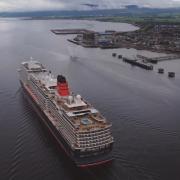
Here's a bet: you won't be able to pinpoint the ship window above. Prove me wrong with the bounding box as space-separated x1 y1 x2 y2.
73 110 90 115
49 86 56 89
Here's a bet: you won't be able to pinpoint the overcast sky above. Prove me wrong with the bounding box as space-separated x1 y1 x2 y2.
1 0 180 11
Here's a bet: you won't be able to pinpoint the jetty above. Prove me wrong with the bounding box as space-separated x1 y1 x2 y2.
123 57 153 70
51 29 95 35
67 39 80 45
137 54 180 64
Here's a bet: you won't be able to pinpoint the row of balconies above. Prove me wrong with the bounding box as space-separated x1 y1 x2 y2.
76 138 113 148
57 117 75 137
60 128 76 147
77 136 111 146
79 144 110 152
77 132 111 141
77 129 110 137
29 79 78 148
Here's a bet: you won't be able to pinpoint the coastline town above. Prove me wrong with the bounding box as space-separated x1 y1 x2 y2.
52 24 180 53
52 24 180 78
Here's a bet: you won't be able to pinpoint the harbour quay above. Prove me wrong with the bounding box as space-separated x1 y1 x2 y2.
122 57 153 70
51 28 119 49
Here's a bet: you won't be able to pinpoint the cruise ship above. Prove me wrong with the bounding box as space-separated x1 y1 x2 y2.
19 60 114 167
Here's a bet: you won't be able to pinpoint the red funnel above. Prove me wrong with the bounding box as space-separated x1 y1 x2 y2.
57 75 70 96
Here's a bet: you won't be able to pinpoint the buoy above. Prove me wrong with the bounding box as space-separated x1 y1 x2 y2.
168 72 175 78
112 53 117 57
158 68 164 74
118 55 122 59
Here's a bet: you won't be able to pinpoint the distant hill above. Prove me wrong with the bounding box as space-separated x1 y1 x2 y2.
125 5 139 9
1 7 180 18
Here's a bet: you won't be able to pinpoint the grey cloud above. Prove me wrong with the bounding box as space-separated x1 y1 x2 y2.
1 0 180 11
44 0 180 9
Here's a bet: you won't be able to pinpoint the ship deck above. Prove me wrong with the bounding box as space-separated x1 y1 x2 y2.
30 71 112 133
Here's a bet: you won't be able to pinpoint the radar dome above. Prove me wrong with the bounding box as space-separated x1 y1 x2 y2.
76 95 81 99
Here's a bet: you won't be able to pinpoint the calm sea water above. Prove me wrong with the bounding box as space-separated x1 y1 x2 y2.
0 18 180 180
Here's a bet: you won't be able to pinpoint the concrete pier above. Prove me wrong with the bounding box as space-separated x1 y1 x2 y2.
123 57 153 70
51 29 95 35
137 54 180 64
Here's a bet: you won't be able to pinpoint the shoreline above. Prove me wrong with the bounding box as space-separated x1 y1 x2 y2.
21 17 180 55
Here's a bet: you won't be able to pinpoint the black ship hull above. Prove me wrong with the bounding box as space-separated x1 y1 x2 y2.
21 81 113 168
